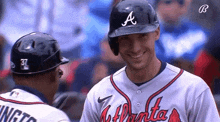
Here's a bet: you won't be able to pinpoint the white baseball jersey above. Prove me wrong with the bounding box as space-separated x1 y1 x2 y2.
80 62 220 122
0 86 70 122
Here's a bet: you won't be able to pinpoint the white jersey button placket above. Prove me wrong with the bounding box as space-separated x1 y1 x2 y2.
136 90 142 94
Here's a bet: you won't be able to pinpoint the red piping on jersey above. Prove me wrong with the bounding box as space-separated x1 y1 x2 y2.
145 69 184 111
110 75 132 115
0 96 45 105
110 69 184 116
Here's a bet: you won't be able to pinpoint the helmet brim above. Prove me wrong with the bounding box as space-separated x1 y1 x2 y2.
108 23 159 38
11 56 69 75
60 56 69 65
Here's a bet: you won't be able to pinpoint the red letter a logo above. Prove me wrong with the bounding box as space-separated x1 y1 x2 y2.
168 108 181 122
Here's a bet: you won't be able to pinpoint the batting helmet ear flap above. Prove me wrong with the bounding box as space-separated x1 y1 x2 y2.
108 37 119 56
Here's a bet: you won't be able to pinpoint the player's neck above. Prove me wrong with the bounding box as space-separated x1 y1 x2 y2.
14 78 56 105
126 58 161 84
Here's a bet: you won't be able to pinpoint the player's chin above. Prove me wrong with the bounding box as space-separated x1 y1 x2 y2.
128 57 151 70
127 61 146 70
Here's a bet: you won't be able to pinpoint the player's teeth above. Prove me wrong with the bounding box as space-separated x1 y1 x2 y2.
131 54 143 58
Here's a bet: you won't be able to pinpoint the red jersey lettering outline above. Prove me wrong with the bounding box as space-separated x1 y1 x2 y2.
100 97 169 121
100 69 184 122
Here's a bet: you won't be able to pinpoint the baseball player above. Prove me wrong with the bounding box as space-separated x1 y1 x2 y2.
0 32 71 121
80 0 220 122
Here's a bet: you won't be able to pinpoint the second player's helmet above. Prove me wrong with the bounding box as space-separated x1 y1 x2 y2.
11 32 69 74
108 0 159 55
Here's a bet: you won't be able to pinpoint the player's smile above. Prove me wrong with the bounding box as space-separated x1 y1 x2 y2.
118 32 158 70
127 51 147 64
129 52 144 59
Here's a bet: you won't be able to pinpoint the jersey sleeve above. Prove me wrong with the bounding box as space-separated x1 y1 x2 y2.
80 97 99 122
188 88 220 122
47 108 71 122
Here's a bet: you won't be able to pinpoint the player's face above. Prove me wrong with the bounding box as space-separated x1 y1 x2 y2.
51 67 63 92
118 28 160 70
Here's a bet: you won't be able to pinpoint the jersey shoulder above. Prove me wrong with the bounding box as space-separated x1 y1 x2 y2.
167 63 206 82
42 105 70 121
166 63 209 91
26 104 70 121
0 92 70 121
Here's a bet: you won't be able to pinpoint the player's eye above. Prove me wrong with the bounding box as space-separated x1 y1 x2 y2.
140 34 147 38
58 69 63 78
118 36 129 40
138 34 149 40
163 0 173 4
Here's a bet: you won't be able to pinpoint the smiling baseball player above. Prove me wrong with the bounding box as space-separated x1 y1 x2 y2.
80 0 220 122
0 32 70 122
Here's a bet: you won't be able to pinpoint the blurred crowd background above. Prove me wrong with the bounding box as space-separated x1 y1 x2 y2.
0 0 220 121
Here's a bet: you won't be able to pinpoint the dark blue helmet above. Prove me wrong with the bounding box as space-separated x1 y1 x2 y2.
11 32 69 74
108 0 159 55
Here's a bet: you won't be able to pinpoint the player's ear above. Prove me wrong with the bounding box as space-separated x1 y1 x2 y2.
154 26 160 41
45 67 58 83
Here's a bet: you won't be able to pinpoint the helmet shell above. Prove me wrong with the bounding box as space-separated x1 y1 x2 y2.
11 32 69 74
108 0 159 55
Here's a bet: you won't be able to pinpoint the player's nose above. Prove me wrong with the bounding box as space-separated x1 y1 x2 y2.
129 40 141 53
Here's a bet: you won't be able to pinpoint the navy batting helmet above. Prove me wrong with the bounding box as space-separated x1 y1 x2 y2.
108 0 159 55
10 32 69 74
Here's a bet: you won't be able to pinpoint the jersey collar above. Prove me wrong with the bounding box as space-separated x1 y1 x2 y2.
135 61 167 86
13 85 49 104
